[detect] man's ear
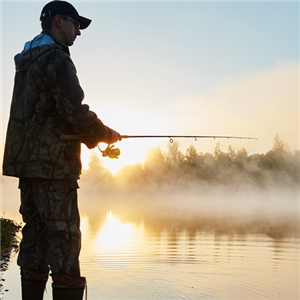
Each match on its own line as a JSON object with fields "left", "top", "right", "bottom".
{"left": 53, "top": 15, "right": 63, "bottom": 29}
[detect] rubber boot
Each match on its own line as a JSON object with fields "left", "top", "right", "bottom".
{"left": 52, "top": 285, "right": 85, "bottom": 300}
{"left": 21, "top": 280, "right": 47, "bottom": 300}
{"left": 52, "top": 277, "right": 86, "bottom": 300}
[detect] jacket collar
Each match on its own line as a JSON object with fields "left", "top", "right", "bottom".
{"left": 42, "top": 30, "right": 70, "bottom": 55}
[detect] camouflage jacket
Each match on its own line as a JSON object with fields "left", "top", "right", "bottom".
{"left": 3, "top": 33, "right": 114, "bottom": 179}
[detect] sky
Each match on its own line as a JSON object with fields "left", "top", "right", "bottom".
{"left": 0, "top": 0, "right": 299, "bottom": 172}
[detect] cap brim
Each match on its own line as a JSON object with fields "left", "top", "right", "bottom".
{"left": 77, "top": 16, "right": 92, "bottom": 30}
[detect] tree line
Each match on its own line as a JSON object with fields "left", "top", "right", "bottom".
{"left": 83, "top": 134, "right": 300, "bottom": 191}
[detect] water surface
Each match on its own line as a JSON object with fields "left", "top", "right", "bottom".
{"left": 2, "top": 207, "right": 299, "bottom": 300}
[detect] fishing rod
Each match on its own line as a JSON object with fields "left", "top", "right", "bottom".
{"left": 100, "top": 135, "right": 257, "bottom": 159}
{"left": 121, "top": 135, "right": 256, "bottom": 142}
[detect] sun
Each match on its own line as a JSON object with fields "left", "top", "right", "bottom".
{"left": 81, "top": 140, "right": 152, "bottom": 174}
{"left": 79, "top": 103, "right": 171, "bottom": 174}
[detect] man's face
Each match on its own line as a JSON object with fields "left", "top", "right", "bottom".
{"left": 60, "top": 15, "right": 81, "bottom": 46}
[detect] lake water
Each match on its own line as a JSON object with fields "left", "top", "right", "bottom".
{"left": 1, "top": 185, "right": 300, "bottom": 300}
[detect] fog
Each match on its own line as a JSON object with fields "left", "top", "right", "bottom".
{"left": 77, "top": 135, "right": 300, "bottom": 239}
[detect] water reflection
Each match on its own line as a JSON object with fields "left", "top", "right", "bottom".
{"left": 81, "top": 208, "right": 300, "bottom": 256}
{"left": 81, "top": 208, "right": 300, "bottom": 267}
{"left": 95, "top": 211, "right": 144, "bottom": 250}
{"left": 77, "top": 210, "right": 300, "bottom": 300}
{"left": 2, "top": 208, "right": 299, "bottom": 300}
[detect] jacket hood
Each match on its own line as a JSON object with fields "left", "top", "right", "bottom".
{"left": 15, "top": 33, "right": 68, "bottom": 72}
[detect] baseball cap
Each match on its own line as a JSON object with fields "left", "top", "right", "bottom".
{"left": 40, "top": 1, "right": 92, "bottom": 30}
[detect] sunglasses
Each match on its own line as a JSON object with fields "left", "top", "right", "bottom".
{"left": 62, "top": 16, "right": 80, "bottom": 30}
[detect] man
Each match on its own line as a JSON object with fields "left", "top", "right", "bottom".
{"left": 2, "top": 1, "right": 121, "bottom": 299}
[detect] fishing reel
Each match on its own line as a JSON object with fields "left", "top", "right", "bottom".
{"left": 98, "top": 144, "right": 121, "bottom": 159}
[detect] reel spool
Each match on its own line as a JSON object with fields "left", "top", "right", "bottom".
{"left": 98, "top": 144, "right": 121, "bottom": 159}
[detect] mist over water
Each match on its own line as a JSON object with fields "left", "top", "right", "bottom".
{"left": 79, "top": 182, "right": 299, "bottom": 239}
{"left": 79, "top": 138, "right": 300, "bottom": 239}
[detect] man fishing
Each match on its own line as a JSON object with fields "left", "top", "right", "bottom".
{"left": 2, "top": 1, "right": 121, "bottom": 299}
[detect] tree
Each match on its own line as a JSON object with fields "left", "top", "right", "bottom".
{"left": 272, "top": 133, "right": 285, "bottom": 152}
{"left": 214, "top": 142, "right": 221, "bottom": 159}
{"left": 165, "top": 141, "right": 184, "bottom": 167}
{"left": 236, "top": 147, "right": 248, "bottom": 160}
{"left": 185, "top": 145, "right": 200, "bottom": 166}
{"left": 227, "top": 145, "right": 236, "bottom": 161}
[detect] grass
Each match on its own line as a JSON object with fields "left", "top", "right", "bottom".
{"left": 1, "top": 217, "right": 21, "bottom": 271}
{"left": 0, "top": 217, "right": 21, "bottom": 298}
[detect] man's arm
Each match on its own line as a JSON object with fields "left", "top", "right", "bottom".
{"left": 50, "top": 54, "right": 120, "bottom": 146}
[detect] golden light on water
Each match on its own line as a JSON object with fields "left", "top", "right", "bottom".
{"left": 93, "top": 211, "right": 145, "bottom": 252}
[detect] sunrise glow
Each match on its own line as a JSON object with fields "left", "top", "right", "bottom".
{"left": 80, "top": 104, "right": 170, "bottom": 173}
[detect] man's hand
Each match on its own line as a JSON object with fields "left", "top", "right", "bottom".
{"left": 107, "top": 129, "right": 122, "bottom": 144}
{"left": 82, "top": 138, "right": 99, "bottom": 149}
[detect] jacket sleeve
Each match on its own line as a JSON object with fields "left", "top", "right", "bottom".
{"left": 48, "top": 51, "right": 113, "bottom": 145}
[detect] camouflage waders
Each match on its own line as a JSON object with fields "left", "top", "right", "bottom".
{"left": 18, "top": 177, "right": 82, "bottom": 281}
